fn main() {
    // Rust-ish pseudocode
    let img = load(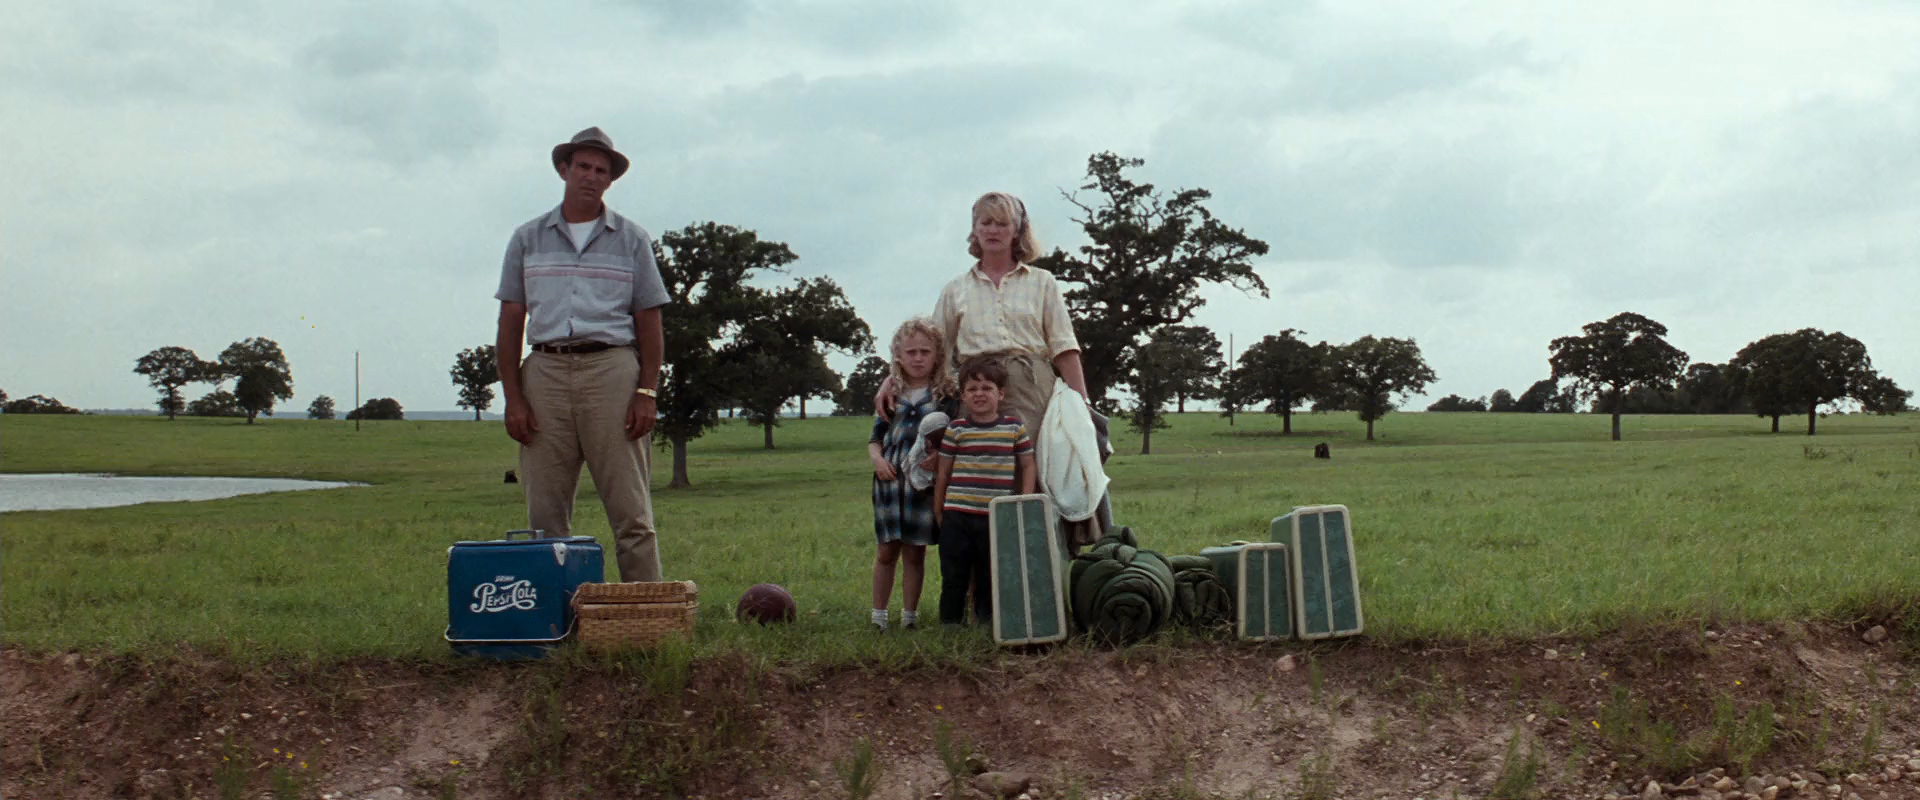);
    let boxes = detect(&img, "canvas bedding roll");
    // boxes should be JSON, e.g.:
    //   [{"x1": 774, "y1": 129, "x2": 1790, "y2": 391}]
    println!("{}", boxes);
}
[
  {"x1": 1166, "y1": 555, "x2": 1233, "y2": 629},
  {"x1": 1068, "y1": 527, "x2": 1175, "y2": 644}
]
